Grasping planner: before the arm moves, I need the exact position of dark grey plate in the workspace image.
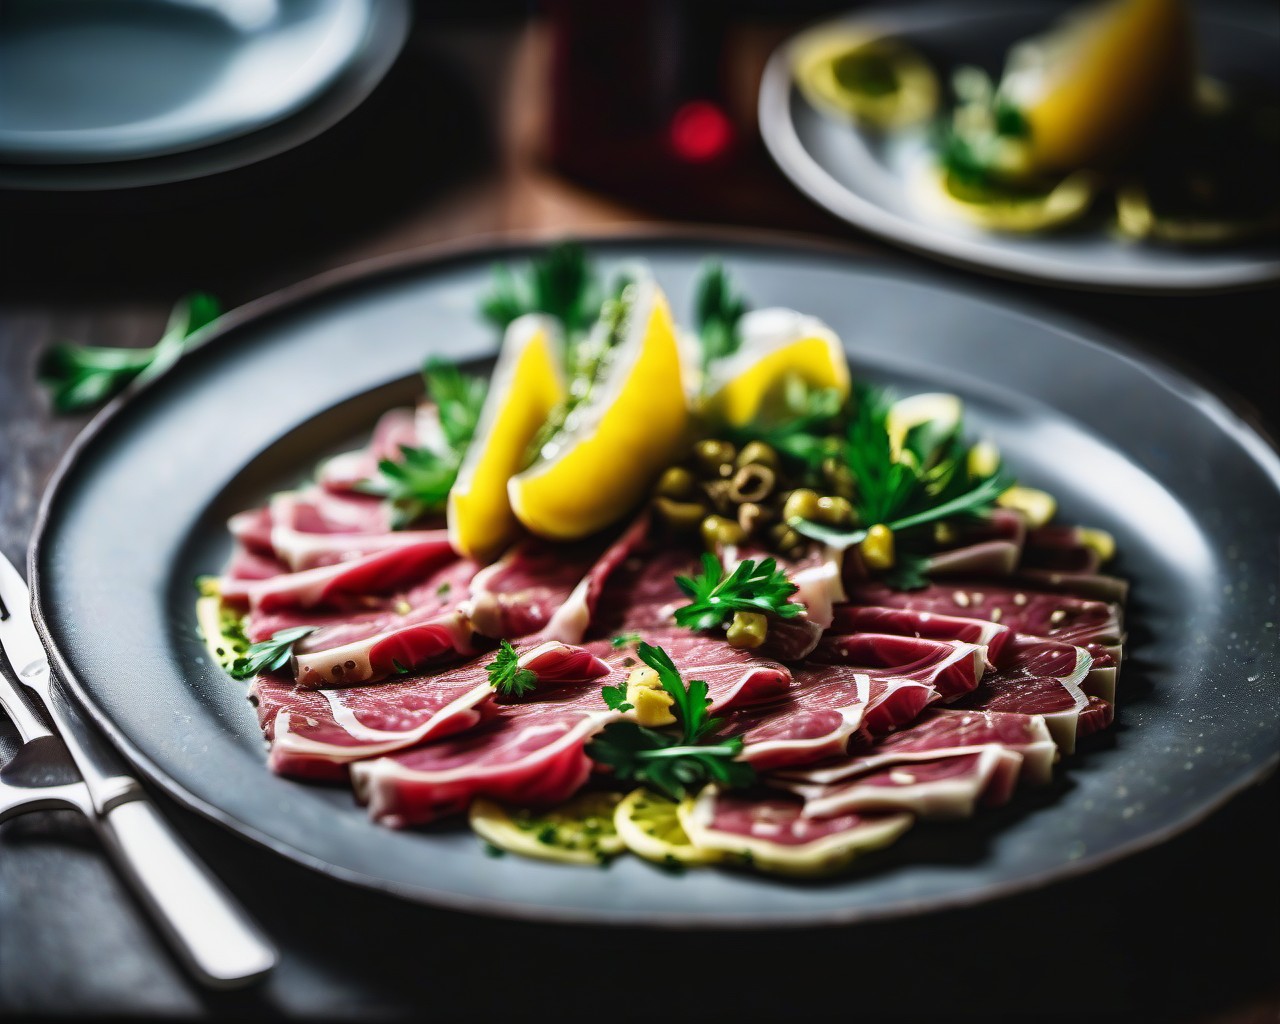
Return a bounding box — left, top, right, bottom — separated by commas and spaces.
30, 235, 1280, 927
758, 0, 1280, 294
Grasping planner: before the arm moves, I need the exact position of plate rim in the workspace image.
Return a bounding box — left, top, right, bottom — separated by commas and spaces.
0, 0, 411, 191
757, 0, 1280, 296
25, 226, 1280, 928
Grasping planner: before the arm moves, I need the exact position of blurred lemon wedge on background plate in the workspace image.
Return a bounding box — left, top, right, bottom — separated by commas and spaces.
702, 307, 849, 428
1000, 0, 1194, 174
448, 314, 565, 561
791, 28, 938, 129
507, 275, 688, 541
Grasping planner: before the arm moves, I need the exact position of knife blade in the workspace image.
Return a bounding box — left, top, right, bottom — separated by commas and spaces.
0, 552, 277, 988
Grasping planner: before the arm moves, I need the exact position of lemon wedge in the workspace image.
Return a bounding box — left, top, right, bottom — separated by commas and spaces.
921, 165, 1097, 232
507, 276, 688, 541
614, 789, 725, 867
1000, 0, 1194, 174
792, 29, 938, 129
469, 792, 625, 865
702, 308, 849, 428
447, 314, 566, 561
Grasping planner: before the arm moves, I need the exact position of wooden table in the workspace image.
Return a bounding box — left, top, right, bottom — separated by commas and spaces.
1, 15, 1276, 1022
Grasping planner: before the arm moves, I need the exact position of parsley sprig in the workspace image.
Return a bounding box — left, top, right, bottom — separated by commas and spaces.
486, 640, 538, 698
39, 293, 221, 413
357, 358, 487, 528
480, 241, 601, 340
790, 383, 1013, 587
674, 553, 803, 632
228, 626, 315, 681
693, 260, 748, 377
587, 643, 754, 799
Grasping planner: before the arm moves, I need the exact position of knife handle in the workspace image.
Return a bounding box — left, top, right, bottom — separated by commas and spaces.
96, 799, 277, 988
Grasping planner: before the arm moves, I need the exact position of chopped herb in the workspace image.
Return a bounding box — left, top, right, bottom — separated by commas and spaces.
39, 293, 221, 413
609, 632, 642, 649
693, 261, 749, 376
390, 659, 414, 676
674, 553, 803, 633
483, 842, 506, 858
435, 581, 453, 597
228, 626, 315, 681
586, 643, 754, 800
486, 640, 538, 698
601, 682, 634, 714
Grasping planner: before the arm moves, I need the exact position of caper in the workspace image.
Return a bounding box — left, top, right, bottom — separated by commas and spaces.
822, 459, 856, 501
860, 523, 895, 570
701, 478, 736, 515
693, 439, 736, 475
655, 465, 697, 500
737, 501, 766, 536
653, 496, 708, 532
701, 514, 746, 550
726, 611, 768, 650
781, 487, 821, 524
736, 441, 779, 471
815, 495, 855, 527
728, 463, 776, 504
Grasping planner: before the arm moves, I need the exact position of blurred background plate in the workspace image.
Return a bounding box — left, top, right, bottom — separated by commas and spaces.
0, 0, 410, 188
758, 0, 1280, 294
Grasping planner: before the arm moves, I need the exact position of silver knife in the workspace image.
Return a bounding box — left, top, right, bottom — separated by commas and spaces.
0, 552, 277, 988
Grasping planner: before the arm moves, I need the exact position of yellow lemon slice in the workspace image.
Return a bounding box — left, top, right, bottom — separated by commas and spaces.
1000, 0, 1194, 174
507, 276, 688, 541
613, 788, 725, 867
702, 308, 849, 428
920, 165, 1097, 232
448, 314, 566, 561
792, 28, 939, 129
469, 792, 625, 865
678, 787, 913, 878
886, 391, 963, 461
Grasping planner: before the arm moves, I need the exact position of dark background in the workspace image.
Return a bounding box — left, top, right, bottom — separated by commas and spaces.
1, 2, 1277, 1020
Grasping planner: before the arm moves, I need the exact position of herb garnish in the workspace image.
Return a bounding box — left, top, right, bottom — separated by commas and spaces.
39, 293, 221, 413
480, 241, 601, 340
674, 553, 803, 632
609, 632, 642, 649
357, 358, 487, 527
790, 383, 1012, 588
693, 261, 749, 376
228, 626, 316, 681
586, 643, 754, 799
724, 375, 845, 470
486, 640, 538, 698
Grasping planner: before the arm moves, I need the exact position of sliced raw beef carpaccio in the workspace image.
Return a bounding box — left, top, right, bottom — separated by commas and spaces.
776, 708, 1058, 789
808, 633, 988, 701
220, 536, 458, 615
829, 604, 1013, 666
259, 641, 610, 779
538, 513, 652, 643
952, 634, 1094, 753
718, 664, 871, 771
465, 533, 619, 640
791, 746, 1026, 820
679, 789, 913, 875
251, 557, 482, 686
351, 632, 792, 826
844, 579, 1124, 701
315, 407, 422, 493
587, 542, 700, 638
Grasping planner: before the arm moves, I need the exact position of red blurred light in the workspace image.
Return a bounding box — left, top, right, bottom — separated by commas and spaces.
669, 100, 734, 163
